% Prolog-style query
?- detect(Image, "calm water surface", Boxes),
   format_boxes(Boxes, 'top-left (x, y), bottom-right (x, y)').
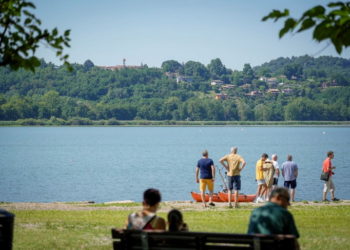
top-left (1, 126), bottom-right (349, 202)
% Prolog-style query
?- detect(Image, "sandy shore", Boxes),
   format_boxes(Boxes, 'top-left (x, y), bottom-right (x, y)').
top-left (2, 200), bottom-right (350, 212)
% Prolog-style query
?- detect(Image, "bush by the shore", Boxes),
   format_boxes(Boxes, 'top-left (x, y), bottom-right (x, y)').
top-left (1, 118), bottom-right (350, 126)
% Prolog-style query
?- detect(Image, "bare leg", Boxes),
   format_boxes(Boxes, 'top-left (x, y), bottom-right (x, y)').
top-left (209, 190), bottom-right (213, 204)
top-left (322, 192), bottom-right (327, 200)
top-left (290, 189), bottom-right (295, 202)
top-left (200, 191), bottom-right (207, 207)
top-left (228, 190), bottom-right (232, 207)
top-left (234, 190), bottom-right (239, 208)
top-left (260, 184), bottom-right (267, 201)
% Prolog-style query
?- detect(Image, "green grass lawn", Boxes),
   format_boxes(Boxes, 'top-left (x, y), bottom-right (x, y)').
top-left (8, 205), bottom-right (350, 250)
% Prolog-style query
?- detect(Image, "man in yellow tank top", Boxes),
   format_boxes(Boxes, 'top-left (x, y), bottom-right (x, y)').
top-left (219, 147), bottom-right (246, 208)
top-left (255, 153), bottom-right (268, 203)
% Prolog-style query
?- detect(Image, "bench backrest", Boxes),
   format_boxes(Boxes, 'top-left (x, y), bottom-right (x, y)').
top-left (111, 229), bottom-right (297, 250)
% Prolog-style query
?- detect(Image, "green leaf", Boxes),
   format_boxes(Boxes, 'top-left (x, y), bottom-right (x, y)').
top-left (302, 5), bottom-right (326, 18)
top-left (279, 18), bottom-right (297, 38)
top-left (328, 2), bottom-right (346, 8)
top-left (52, 28), bottom-right (58, 36)
top-left (262, 9), bottom-right (289, 22)
top-left (298, 18), bottom-right (316, 32)
top-left (64, 29), bottom-right (71, 37)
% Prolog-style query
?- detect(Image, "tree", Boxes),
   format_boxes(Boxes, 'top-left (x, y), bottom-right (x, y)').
top-left (184, 61), bottom-right (209, 81)
top-left (161, 60), bottom-right (182, 73)
top-left (0, 0), bottom-right (71, 71)
top-left (283, 64), bottom-right (303, 80)
top-left (262, 1), bottom-right (350, 54)
top-left (83, 59), bottom-right (94, 71)
top-left (242, 63), bottom-right (255, 84)
top-left (207, 58), bottom-right (227, 79)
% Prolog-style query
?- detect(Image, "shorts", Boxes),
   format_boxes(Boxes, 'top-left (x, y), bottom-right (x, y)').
top-left (323, 175), bottom-right (335, 193)
top-left (256, 179), bottom-right (266, 185)
top-left (284, 180), bottom-right (297, 189)
top-left (199, 179), bottom-right (214, 192)
top-left (273, 178), bottom-right (278, 186)
top-left (227, 175), bottom-right (241, 191)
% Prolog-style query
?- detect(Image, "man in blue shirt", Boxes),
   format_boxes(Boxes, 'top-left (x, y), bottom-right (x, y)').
top-left (281, 155), bottom-right (298, 202)
top-left (248, 187), bottom-right (300, 249)
top-left (195, 150), bottom-right (215, 207)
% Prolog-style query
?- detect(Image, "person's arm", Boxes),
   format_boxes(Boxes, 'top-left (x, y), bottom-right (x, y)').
top-left (281, 164), bottom-right (284, 177)
top-left (211, 164), bottom-right (216, 181)
top-left (195, 167), bottom-right (199, 183)
top-left (240, 159), bottom-right (246, 170)
top-left (276, 165), bottom-right (280, 177)
top-left (219, 156), bottom-right (229, 171)
top-left (294, 168), bottom-right (298, 178)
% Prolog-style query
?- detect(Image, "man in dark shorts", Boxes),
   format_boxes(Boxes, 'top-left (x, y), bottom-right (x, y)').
top-left (219, 147), bottom-right (246, 208)
top-left (195, 150), bottom-right (215, 207)
top-left (281, 155), bottom-right (298, 202)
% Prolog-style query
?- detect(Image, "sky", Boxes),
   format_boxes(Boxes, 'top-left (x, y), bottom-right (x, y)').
top-left (33, 0), bottom-right (350, 71)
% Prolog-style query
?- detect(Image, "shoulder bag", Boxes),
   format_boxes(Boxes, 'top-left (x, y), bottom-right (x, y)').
top-left (320, 171), bottom-right (329, 181)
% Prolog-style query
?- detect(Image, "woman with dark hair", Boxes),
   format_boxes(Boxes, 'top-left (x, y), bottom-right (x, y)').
top-left (167, 209), bottom-right (188, 232)
top-left (126, 188), bottom-right (166, 230)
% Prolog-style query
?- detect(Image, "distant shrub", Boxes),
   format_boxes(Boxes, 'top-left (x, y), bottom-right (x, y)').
top-left (68, 117), bottom-right (93, 125)
top-left (106, 118), bottom-right (120, 125)
top-left (49, 116), bottom-right (67, 125)
top-left (17, 119), bottom-right (46, 125)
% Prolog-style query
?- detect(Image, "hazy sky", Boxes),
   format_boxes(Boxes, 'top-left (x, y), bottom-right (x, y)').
top-left (33, 0), bottom-right (349, 70)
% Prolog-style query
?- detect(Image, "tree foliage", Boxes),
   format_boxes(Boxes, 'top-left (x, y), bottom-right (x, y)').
top-left (0, 56), bottom-right (349, 122)
top-left (0, 0), bottom-right (71, 71)
top-left (262, 1), bottom-right (350, 54)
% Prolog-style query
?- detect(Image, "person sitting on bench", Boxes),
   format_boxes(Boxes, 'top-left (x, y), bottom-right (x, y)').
top-left (126, 188), bottom-right (166, 230)
top-left (167, 209), bottom-right (188, 232)
top-left (247, 187), bottom-right (300, 249)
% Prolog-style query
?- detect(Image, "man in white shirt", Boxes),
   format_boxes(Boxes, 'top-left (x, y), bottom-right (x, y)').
top-left (272, 154), bottom-right (280, 189)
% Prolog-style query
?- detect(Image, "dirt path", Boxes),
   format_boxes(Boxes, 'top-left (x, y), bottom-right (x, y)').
top-left (2, 200), bottom-right (350, 212)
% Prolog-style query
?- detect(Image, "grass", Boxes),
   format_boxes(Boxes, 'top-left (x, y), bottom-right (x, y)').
top-left (8, 205), bottom-right (350, 250)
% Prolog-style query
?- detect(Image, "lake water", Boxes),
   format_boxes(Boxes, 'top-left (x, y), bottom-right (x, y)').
top-left (1, 126), bottom-right (349, 203)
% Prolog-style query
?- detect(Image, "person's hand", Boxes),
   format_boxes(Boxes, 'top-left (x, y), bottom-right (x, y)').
top-left (196, 178), bottom-right (199, 183)
top-left (212, 178), bottom-right (215, 182)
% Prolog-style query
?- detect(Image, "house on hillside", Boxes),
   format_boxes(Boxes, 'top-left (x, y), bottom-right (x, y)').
top-left (267, 88), bottom-right (280, 94)
top-left (266, 77), bottom-right (278, 86)
top-left (176, 75), bottom-right (193, 83)
top-left (210, 80), bottom-right (224, 86)
top-left (282, 88), bottom-right (293, 95)
top-left (321, 81), bottom-right (339, 89)
top-left (99, 65), bottom-right (143, 70)
top-left (241, 84), bottom-right (251, 89)
top-left (165, 72), bottom-right (179, 78)
top-left (215, 93), bottom-right (228, 100)
top-left (259, 76), bottom-right (267, 82)
top-left (246, 90), bottom-right (262, 97)
top-left (221, 84), bottom-right (235, 89)
top-left (98, 59), bottom-right (143, 70)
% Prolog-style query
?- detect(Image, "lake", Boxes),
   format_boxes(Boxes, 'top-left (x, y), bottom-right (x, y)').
top-left (0, 126), bottom-right (349, 203)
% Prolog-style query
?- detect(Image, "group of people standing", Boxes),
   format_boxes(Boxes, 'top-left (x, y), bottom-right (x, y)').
top-left (122, 149), bottom-right (338, 248)
top-left (196, 147), bottom-right (339, 207)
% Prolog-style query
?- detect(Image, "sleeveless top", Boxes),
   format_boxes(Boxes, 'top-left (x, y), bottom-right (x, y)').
top-left (127, 212), bottom-right (160, 230)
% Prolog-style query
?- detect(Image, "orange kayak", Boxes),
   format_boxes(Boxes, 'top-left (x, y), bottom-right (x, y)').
top-left (218, 192), bottom-right (256, 202)
top-left (190, 192), bottom-right (223, 202)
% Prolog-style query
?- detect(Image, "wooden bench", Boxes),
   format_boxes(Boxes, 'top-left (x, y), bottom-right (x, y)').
top-left (111, 229), bottom-right (297, 250)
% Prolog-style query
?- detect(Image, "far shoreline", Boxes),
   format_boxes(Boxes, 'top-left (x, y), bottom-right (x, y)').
top-left (1, 119), bottom-right (350, 127)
